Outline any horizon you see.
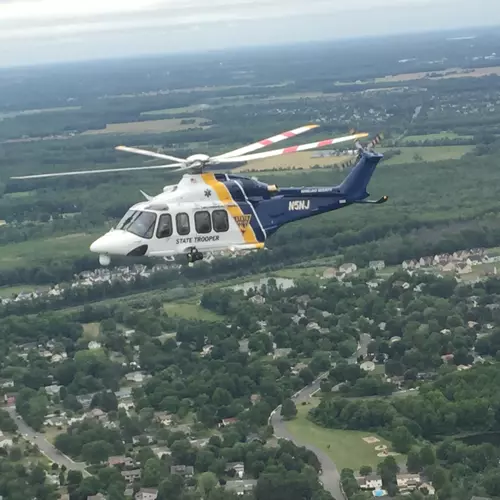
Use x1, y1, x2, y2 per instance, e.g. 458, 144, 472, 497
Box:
1, 24, 499, 71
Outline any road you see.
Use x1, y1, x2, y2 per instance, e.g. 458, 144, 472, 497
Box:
7, 406, 89, 475
269, 336, 373, 500
270, 373, 345, 500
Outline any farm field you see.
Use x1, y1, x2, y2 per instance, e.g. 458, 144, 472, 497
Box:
401, 132, 473, 142
375, 66, 500, 83
0, 232, 101, 269
82, 117, 209, 135
379, 145, 473, 165
286, 403, 400, 470
0, 106, 81, 120
239, 145, 473, 172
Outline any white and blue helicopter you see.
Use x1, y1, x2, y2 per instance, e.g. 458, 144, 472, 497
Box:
12, 125, 387, 265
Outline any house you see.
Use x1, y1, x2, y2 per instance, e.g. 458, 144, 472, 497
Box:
170, 465, 194, 477
0, 438, 13, 448
122, 469, 141, 483
88, 494, 106, 500
108, 456, 134, 468
369, 260, 385, 270
356, 475, 383, 490
88, 341, 102, 350
249, 295, 265, 305
339, 263, 357, 274
225, 480, 257, 495
152, 447, 171, 459
125, 372, 149, 383
226, 462, 245, 478
220, 417, 238, 427
135, 488, 158, 500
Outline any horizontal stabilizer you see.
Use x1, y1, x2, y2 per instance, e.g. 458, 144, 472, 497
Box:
353, 195, 388, 204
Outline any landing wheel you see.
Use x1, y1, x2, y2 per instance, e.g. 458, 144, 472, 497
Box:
187, 249, 203, 263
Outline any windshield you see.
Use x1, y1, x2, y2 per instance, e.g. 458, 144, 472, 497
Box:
116, 210, 157, 239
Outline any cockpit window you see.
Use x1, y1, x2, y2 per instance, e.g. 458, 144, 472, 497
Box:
116, 210, 157, 239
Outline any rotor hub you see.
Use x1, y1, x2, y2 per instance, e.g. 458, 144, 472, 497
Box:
187, 153, 210, 164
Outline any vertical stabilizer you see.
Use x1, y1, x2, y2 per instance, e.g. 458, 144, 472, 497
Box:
338, 151, 383, 199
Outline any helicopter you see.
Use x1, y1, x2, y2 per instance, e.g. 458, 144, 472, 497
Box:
11, 124, 388, 265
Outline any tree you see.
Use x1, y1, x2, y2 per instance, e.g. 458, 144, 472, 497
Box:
198, 472, 218, 499
142, 458, 163, 487
406, 448, 422, 473
281, 399, 297, 420
359, 465, 372, 476
391, 426, 414, 454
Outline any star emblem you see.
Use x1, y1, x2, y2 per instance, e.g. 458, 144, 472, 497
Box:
204, 189, 212, 198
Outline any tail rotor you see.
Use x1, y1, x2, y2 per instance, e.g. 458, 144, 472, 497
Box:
338, 132, 384, 170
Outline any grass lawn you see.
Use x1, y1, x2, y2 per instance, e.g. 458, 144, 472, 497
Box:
82, 117, 209, 135
274, 266, 329, 280
163, 301, 223, 322
286, 403, 401, 471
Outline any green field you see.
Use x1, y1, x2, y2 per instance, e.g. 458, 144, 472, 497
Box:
286, 403, 400, 471
0, 284, 49, 298
401, 132, 473, 143
0, 232, 100, 269
379, 145, 473, 165
163, 301, 223, 322
274, 266, 330, 280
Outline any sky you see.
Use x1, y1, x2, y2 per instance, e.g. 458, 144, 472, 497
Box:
1, 0, 499, 67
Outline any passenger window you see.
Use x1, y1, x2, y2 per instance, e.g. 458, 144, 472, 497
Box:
195, 211, 212, 234
212, 209, 229, 233
157, 214, 173, 239
176, 213, 190, 235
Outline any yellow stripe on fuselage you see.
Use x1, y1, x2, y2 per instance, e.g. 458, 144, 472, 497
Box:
201, 173, 258, 245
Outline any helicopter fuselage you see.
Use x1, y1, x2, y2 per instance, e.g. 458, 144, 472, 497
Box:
89, 152, 385, 263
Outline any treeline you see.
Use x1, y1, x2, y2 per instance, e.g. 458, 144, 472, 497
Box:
310, 363, 500, 442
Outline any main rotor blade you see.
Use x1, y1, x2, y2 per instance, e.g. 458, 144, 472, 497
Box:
116, 145, 186, 163
217, 124, 319, 159
10, 163, 184, 180
214, 132, 369, 163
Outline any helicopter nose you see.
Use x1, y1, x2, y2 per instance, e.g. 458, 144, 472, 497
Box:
90, 231, 146, 256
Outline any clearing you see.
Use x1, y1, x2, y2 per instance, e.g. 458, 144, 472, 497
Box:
82, 323, 101, 340
163, 301, 223, 322
286, 403, 400, 470
82, 118, 210, 135
375, 66, 500, 83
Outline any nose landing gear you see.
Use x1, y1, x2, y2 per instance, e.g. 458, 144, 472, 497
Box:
187, 248, 203, 264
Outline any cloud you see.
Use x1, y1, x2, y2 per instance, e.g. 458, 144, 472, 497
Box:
0, 0, 498, 66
